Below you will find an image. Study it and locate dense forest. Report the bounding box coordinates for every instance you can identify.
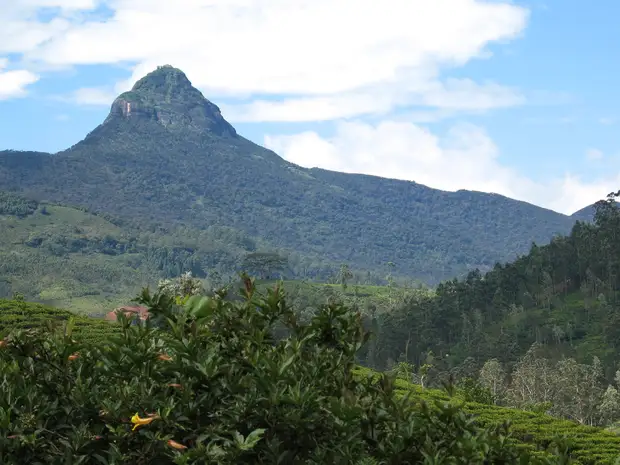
[349,190,620,430]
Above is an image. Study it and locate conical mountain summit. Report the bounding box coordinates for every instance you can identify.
[103,65,236,137]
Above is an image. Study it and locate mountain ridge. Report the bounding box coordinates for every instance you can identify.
[0,65,593,283]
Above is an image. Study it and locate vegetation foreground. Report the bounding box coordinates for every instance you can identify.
[1,280,619,464]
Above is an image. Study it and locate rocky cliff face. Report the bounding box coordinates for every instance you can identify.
[102,65,237,137]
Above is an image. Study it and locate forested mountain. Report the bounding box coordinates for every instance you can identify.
[368,193,620,370]
[0,65,581,284]
[0,190,362,311]
[360,192,620,427]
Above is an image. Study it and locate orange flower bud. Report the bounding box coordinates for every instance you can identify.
[68,353,79,361]
[167,439,187,450]
[158,353,173,361]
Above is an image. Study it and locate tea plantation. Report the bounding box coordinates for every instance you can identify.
[354,366,620,464]
[2,296,620,463]
[0,299,120,344]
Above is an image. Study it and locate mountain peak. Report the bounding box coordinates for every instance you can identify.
[102,65,236,137]
[131,65,194,97]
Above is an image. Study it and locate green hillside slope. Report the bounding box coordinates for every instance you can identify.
[1,190,417,312]
[354,366,620,464]
[367,193,620,373]
[0,191,256,312]
[0,65,578,284]
[0,299,120,343]
[351,192,620,438]
[0,195,152,312]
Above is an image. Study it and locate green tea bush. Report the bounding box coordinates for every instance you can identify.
[0,277,571,464]
[354,367,620,464]
[0,299,120,345]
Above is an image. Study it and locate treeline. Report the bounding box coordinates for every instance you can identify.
[388,341,620,429]
[0,190,397,295]
[351,191,620,427]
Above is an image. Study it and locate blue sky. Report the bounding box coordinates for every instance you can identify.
[1,0,619,214]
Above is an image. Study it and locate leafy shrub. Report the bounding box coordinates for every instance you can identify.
[372,368,620,465]
[0,277,571,464]
[0,191,38,218]
[456,376,496,404]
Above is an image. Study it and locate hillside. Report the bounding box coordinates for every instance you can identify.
[571,201,620,222]
[354,193,620,432]
[0,191,155,311]
[366,194,620,372]
[0,299,120,343]
[0,191,324,311]
[1,190,420,311]
[0,65,580,284]
[354,366,620,464]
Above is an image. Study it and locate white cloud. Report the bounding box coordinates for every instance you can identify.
[0,58,39,100]
[599,117,614,125]
[223,78,524,123]
[265,121,620,215]
[6,0,529,119]
[586,148,604,161]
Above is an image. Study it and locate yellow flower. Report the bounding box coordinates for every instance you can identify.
[130,412,159,431]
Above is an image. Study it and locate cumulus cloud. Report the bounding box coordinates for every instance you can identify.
[0,58,39,100]
[223,78,524,123]
[265,121,619,215]
[4,0,529,119]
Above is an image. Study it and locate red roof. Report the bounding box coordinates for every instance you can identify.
[105,305,150,322]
